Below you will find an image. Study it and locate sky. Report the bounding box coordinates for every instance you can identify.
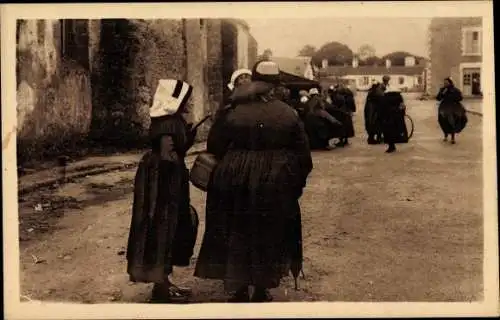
[246,18,431,59]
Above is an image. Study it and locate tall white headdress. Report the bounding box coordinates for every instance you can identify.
[150,79,193,118]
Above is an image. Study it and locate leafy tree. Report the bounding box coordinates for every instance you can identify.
[357,44,376,61]
[311,41,354,67]
[298,44,317,57]
[257,48,273,61]
[359,56,382,66]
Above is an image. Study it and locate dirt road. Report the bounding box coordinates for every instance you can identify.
[18,94,483,303]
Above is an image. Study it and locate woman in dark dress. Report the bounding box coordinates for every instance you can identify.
[303,88,343,150]
[436,77,468,144]
[378,88,409,153]
[326,85,355,147]
[364,81,383,144]
[194,61,313,302]
[126,79,198,303]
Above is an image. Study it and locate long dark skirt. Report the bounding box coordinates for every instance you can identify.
[302,114,337,149]
[127,155,197,284]
[364,101,382,137]
[381,111,409,144]
[438,103,468,134]
[326,108,355,138]
[194,155,302,292]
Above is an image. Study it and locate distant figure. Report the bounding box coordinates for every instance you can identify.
[337,83,356,113]
[380,75,391,91]
[195,60,313,303]
[378,87,410,153]
[436,77,468,144]
[364,80,383,144]
[306,87,343,149]
[127,79,199,303]
[294,90,311,118]
[222,69,252,106]
[326,85,355,147]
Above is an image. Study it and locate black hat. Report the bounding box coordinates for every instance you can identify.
[251,60,281,84]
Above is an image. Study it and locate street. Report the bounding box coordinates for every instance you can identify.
[18,93,483,303]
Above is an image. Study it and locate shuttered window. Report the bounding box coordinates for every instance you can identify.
[462,27,481,56]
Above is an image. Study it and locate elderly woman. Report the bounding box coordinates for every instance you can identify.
[436,77,467,144]
[126,79,199,303]
[194,60,313,302]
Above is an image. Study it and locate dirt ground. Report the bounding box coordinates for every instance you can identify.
[18,94,484,303]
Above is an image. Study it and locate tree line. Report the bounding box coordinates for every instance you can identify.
[259,42,426,67]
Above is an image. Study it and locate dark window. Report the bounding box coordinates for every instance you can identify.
[472,31,479,41]
[60,19,89,69]
[399,77,405,85]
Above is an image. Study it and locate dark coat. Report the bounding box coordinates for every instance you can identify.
[337,87,356,113]
[126,115,197,283]
[194,82,313,291]
[436,86,468,134]
[364,84,383,136]
[379,91,410,144]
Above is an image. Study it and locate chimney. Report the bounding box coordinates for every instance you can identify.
[352,56,359,68]
[385,59,391,68]
[322,59,329,69]
[404,56,416,67]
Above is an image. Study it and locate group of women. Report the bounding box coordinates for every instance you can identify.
[127,60,312,303]
[364,75,468,152]
[125,59,469,304]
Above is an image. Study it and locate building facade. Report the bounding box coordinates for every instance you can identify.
[317,56,426,92]
[428,17,483,97]
[16,18,257,164]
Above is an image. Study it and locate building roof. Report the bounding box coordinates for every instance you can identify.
[317,65,425,77]
[271,56,311,77]
[280,71,320,91]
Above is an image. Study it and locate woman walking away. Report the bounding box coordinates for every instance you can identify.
[194,60,313,303]
[127,79,199,303]
[436,77,468,144]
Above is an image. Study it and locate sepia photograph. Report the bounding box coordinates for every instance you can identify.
[2,1,498,319]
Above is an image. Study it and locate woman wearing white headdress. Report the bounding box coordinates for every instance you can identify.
[127,79,199,303]
[228,69,252,91]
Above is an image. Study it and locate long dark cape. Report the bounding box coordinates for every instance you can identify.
[126,117,197,283]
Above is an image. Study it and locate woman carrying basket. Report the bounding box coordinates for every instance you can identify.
[194,60,313,303]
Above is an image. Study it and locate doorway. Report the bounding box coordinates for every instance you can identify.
[462,68,481,97]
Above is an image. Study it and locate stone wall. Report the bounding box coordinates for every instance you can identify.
[16,19,96,164]
[17,18,257,164]
[248,34,258,69]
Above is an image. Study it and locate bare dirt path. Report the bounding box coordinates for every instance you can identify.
[19,95,483,303]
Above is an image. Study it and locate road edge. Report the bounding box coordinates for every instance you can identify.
[18,147,207,196]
